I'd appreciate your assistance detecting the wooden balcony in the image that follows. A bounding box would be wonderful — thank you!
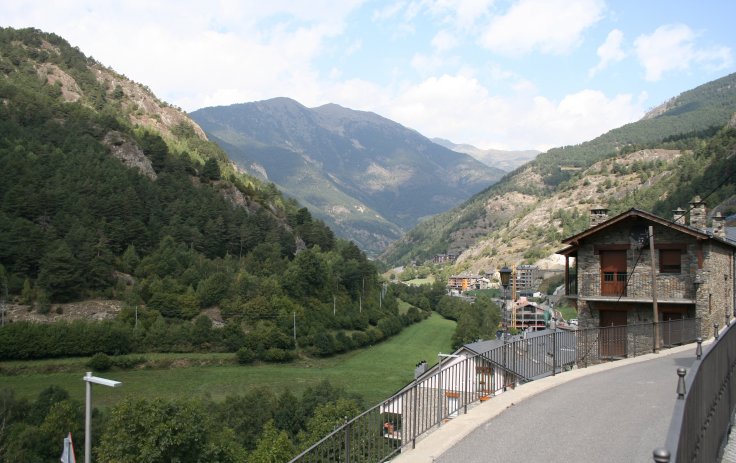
[569,272,696,303]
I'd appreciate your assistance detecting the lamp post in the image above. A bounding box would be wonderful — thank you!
[500,266,512,330]
[83,372,122,463]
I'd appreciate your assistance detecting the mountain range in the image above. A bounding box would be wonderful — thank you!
[190,100,505,256]
[431,138,540,172]
[381,72,736,272]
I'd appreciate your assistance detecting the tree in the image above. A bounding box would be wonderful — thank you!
[249,420,295,463]
[140,132,168,173]
[96,398,246,463]
[451,295,501,349]
[297,398,362,449]
[37,241,83,302]
[202,158,221,181]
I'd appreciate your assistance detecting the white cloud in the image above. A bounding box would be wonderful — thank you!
[371,1,406,21]
[427,0,494,29]
[383,74,643,151]
[589,28,626,77]
[0,1,365,111]
[411,53,446,74]
[329,79,393,111]
[479,0,605,55]
[635,24,733,81]
[432,29,459,52]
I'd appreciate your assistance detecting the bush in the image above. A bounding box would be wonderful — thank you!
[87,352,112,371]
[261,348,294,363]
[111,355,146,369]
[350,331,368,347]
[236,347,256,364]
[366,327,384,344]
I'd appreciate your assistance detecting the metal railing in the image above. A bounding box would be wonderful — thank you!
[289,318,701,463]
[653,318,736,462]
[576,272,695,300]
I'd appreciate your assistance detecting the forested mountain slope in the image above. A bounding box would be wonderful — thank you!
[382,73,736,270]
[191,99,505,256]
[0,27,417,362]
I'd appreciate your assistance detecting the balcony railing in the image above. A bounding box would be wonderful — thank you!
[571,272,695,300]
[289,319,701,463]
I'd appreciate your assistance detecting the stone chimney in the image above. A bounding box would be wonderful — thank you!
[689,196,707,230]
[414,360,428,379]
[712,211,726,238]
[672,207,687,225]
[590,207,609,227]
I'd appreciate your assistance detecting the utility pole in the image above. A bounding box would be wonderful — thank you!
[0,273,7,327]
[293,311,297,348]
[649,225,660,352]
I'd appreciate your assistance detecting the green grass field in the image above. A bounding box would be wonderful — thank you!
[0,313,455,408]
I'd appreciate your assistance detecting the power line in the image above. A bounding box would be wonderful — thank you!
[616,164,736,302]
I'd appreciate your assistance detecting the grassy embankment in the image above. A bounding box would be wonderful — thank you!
[0,313,455,408]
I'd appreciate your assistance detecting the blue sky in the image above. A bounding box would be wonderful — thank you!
[2,1,734,151]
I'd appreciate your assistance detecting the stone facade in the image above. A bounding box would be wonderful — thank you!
[560,208,736,340]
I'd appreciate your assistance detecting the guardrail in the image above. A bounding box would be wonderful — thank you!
[653,317,736,462]
[290,318,701,463]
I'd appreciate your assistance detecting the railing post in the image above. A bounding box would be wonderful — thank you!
[436,356,442,427]
[502,337,507,391]
[464,357,469,415]
[696,337,702,360]
[677,367,687,399]
[344,418,351,463]
[412,378,418,449]
[552,329,557,376]
[652,448,671,462]
[584,327,589,368]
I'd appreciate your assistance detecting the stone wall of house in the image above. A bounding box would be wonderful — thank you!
[696,242,735,336]
[574,221,703,328]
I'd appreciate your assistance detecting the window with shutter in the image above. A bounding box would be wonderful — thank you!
[660,249,682,274]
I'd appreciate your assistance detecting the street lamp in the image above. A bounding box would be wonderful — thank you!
[499,266,512,329]
[83,372,122,463]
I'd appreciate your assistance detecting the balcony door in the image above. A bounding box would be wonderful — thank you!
[600,250,627,296]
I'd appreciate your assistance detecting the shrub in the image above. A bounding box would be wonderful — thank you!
[261,348,294,363]
[111,355,146,369]
[236,347,256,364]
[350,331,368,347]
[87,352,112,371]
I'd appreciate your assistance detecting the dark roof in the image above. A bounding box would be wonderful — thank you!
[465,329,577,381]
[557,208,736,254]
[384,329,577,400]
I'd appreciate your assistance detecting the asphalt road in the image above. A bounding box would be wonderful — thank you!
[435,349,696,463]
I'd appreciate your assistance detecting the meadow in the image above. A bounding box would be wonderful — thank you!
[0,313,455,408]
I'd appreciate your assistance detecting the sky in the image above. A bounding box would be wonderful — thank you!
[2,1,735,151]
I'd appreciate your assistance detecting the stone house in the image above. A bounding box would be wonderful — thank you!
[557,201,736,342]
